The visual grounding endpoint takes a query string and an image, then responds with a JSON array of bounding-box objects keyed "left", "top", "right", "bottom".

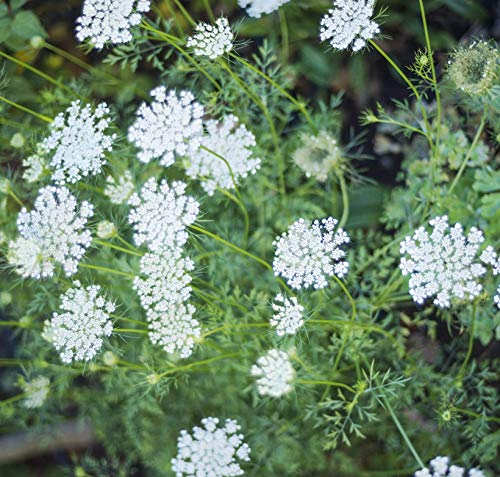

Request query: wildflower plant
[{"left": 0, "top": 1, "right": 499, "bottom": 476}]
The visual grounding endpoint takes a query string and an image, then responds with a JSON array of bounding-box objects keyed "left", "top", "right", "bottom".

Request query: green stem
[
  {"left": 79, "top": 263, "right": 135, "bottom": 279},
  {"left": 0, "top": 94, "right": 52, "bottom": 123},
  {"left": 309, "top": 319, "right": 396, "bottom": 344},
  {"left": 0, "top": 392, "right": 27, "bottom": 407},
  {"left": 110, "top": 314, "right": 146, "bottom": 326},
  {"left": 171, "top": 0, "right": 196, "bottom": 27},
  {"left": 201, "top": 322, "right": 269, "bottom": 339},
  {"left": 142, "top": 22, "right": 222, "bottom": 92},
  {"left": 94, "top": 239, "right": 143, "bottom": 257},
  {"left": 230, "top": 52, "right": 317, "bottom": 133},
  {"left": 454, "top": 407, "right": 500, "bottom": 424},
  {"left": 382, "top": 396, "right": 425, "bottom": 468},
  {"left": 202, "top": 0, "right": 216, "bottom": 22},
  {"left": 114, "top": 328, "right": 148, "bottom": 334},
  {"left": 0, "top": 50, "right": 84, "bottom": 100},
  {"left": 337, "top": 173, "right": 349, "bottom": 229},
  {"left": 447, "top": 114, "right": 486, "bottom": 196},
  {"left": 158, "top": 353, "right": 240, "bottom": 378},
  {"left": 297, "top": 379, "right": 356, "bottom": 394},
  {"left": 7, "top": 188, "right": 25, "bottom": 207},
  {"left": 115, "top": 235, "right": 141, "bottom": 252},
  {"left": 457, "top": 302, "right": 477, "bottom": 382},
  {"left": 278, "top": 9, "right": 289, "bottom": 62}
]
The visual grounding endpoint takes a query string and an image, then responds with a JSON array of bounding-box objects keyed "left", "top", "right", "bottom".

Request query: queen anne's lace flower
[
  {"left": 494, "top": 285, "right": 500, "bottom": 310},
  {"left": 185, "top": 115, "right": 261, "bottom": 195},
  {"left": 414, "top": 456, "right": 486, "bottom": 477},
  {"left": 273, "top": 217, "right": 350, "bottom": 290},
  {"left": 9, "top": 186, "right": 93, "bottom": 279},
  {"left": 147, "top": 303, "right": 200, "bottom": 358},
  {"left": 400, "top": 216, "right": 492, "bottom": 308},
  {"left": 270, "top": 294, "right": 304, "bottom": 336},
  {"left": 22, "top": 153, "right": 46, "bottom": 183},
  {"left": 187, "top": 17, "right": 233, "bottom": 60},
  {"left": 128, "top": 178, "right": 199, "bottom": 251},
  {"left": 171, "top": 417, "right": 251, "bottom": 477},
  {"left": 251, "top": 349, "right": 295, "bottom": 397},
  {"left": 76, "top": 0, "right": 151, "bottom": 49},
  {"left": 104, "top": 171, "right": 135, "bottom": 204},
  {"left": 21, "top": 376, "right": 50, "bottom": 409},
  {"left": 293, "top": 130, "right": 343, "bottom": 182},
  {"left": 128, "top": 87, "right": 204, "bottom": 167},
  {"left": 238, "top": 0, "right": 290, "bottom": 17},
  {"left": 46, "top": 281, "right": 115, "bottom": 363},
  {"left": 133, "top": 250, "right": 194, "bottom": 312},
  {"left": 42, "top": 101, "right": 115, "bottom": 184},
  {"left": 319, "top": 0, "right": 380, "bottom": 52}
]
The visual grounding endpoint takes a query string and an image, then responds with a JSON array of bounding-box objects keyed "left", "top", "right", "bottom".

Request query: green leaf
[
  {"left": 473, "top": 168, "right": 500, "bottom": 194},
  {"left": 0, "top": 18, "right": 11, "bottom": 43},
  {"left": 11, "top": 10, "right": 47, "bottom": 41},
  {"left": 10, "top": 0, "right": 29, "bottom": 10}
]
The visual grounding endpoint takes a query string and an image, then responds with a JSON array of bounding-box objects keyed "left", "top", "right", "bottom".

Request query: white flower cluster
[
  {"left": 415, "top": 456, "right": 486, "bottom": 477},
  {"left": 21, "top": 376, "right": 50, "bottom": 409},
  {"left": 495, "top": 285, "right": 500, "bottom": 310},
  {"left": 238, "top": 0, "right": 291, "bottom": 18},
  {"left": 104, "top": 171, "right": 135, "bottom": 204},
  {"left": 128, "top": 178, "right": 199, "bottom": 251},
  {"left": 187, "top": 17, "right": 233, "bottom": 60},
  {"left": 400, "top": 216, "right": 492, "bottom": 308},
  {"left": 9, "top": 186, "right": 93, "bottom": 279},
  {"left": 186, "top": 115, "right": 261, "bottom": 195},
  {"left": 171, "top": 417, "right": 251, "bottom": 477},
  {"left": 42, "top": 101, "right": 115, "bottom": 184},
  {"left": 319, "top": 0, "right": 380, "bottom": 52},
  {"left": 270, "top": 294, "right": 304, "bottom": 336},
  {"left": 293, "top": 130, "right": 343, "bottom": 182},
  {"left": 128, "top": 87, "right": 204, "bottom": 167},
  {"left": 76, "top": 0, "right": 151, "bottom": 49},
  {"left": 251, "top": 349, "right": 295, "bottom": 397},
  {"left": 22, "top": 153, "right": 46, "bottom": 183},
  {"left": 273, "top": 217, "right": 350, "bottom": 290},
  {"left": 46, "top": 281, "right": 115, "bottom": 363}
]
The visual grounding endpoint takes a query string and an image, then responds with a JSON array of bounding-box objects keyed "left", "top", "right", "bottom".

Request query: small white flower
[
  {"left": 271, "top": 293, "right": 304, "bottom": 336},
  {"left": 238, "top": 0, "right": 291, "bottom": 17},
  {"left": 22, "top": 153, "right": 46, "bottom": 183},
  {"left": 76, "top": 0, "right": 151, "bottom": 49},
  {"left": 293, "top": 130, "right": 343, "bottom": 182},
  {"left": 128, "top": 178, "right": 199, "bottom": 251},
  {"left": 415, "top": 457, "right": 485, "bottom": 477},
  {"left": 251, "top": 349, "right": 295, "bottom": 397},
  {"left": 319, "top": 0, "right": 380, "bottom": 52},
  {"left": 42, "top": 101, "right": 115, "bottom": 184},
  {"left": 104, "top": 171, "right": 135, "bottom": 205},
  {"left": 186, "top": 115, "right": 261, "bottom": 195},
  {"left": 187, "top": 17, "right": 233, "bottom": 60},
  {"left": 9, "top": 186, "right": 93, "bottom": 279},
  {"left": 133, "top": 250, "right": 194, "bottom": 312},
  {"left": 21, "top": 376, "right": 50, "bottom": 409},
  {"left": 273, "top": 217, "right": 350, "bottom": 290},
  {"left": 480, "top": 245, "right": 499, "bottom": 275},
  {"left": 128, "top": 87, "right": 204, "bottom": 167},
  {"left": 46, "top": 281, "right": 115, "bottom": 363},
  {"left": 400, "top": 216, "right": 491, "bottom": 308},
  {"left": 494, "top": 284, "right": 500, "bottom": 309},
  {"left": 146, "top": 303, "right": 200, "bottom": 358},
  {"left": 171, "top": 417, "right": 251, "bottom": 477}
]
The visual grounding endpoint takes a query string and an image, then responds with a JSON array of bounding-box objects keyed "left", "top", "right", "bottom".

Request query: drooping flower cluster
[
  {"left": 171, "top": 417, "right": 251, "bottom": 477},
  {"left": 21, "top": 376, "right": 50, "bottom": 409},
  {"left": 42, "top": 101, "right": 115, "bottom": 184},
  {"left": 187, "top": 17, "right": 234, "bottom": 60},
  {"left": 46, "top": 282, "right": 115, "bottom": 363},
  {"left": 104, "top": 171, "right": 135, "bottom": 204},
  {"left": 238, "top": 0, "right": 291, "bottom": 17},
  {"left": 273, "top": 217, "right": 350, "bottom": 289},
  {"left": 186, "top": 115, "right": 261, "bottom": 195},
  {"left": 400, "top": 216, "right": 492, "bottom": 308},
  {"left": 270, "top": 294, "right": 304, "bottom": 336},
  {"left": 251, "top": 349, "right": 295, "bottom": 397},
  {"left": 415, "top": 456, "right": 486, "bottom": 477},
  {"left": 9, "top": 186, "right": 93, "bottom": 279},
  {"left": 128, "top": 178, "right": 200, "bottom": 251},
  {"left": 293, "top": 130, "right": 343, "bottom": 182},
  {"left": 128, "top": 87, "right": 204, "bottom": 167},
  {"left": 319, "top": 0, "right": 380, "bottom": 52},
  {"left": 76, "top": 0, "right": 151, "bottom": 49}
]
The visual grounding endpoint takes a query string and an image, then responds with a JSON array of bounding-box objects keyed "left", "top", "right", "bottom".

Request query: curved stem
[
  {"left": 79, "top": 263, "right": 135, "bottom": 279},
  {"left": 171, "top": 0, "right": 196, "bottom": 27},
  {"left": 297, "top": 379, "right": 356, "bottom": 394},
  {"left": 0, "top": 94, "right": 52, "bottom": 123},
  {"left": 447, "top": 114, "right": 486, "bottom": 196},
  {"left": 93, "top": 239, "right": 143, "bottom": 257},
  {"left": 457, "top": 302, "right": 477, "bottom": 382},
  {"left": 337, "top": 173, "right": 349, "bottom": 229}
]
